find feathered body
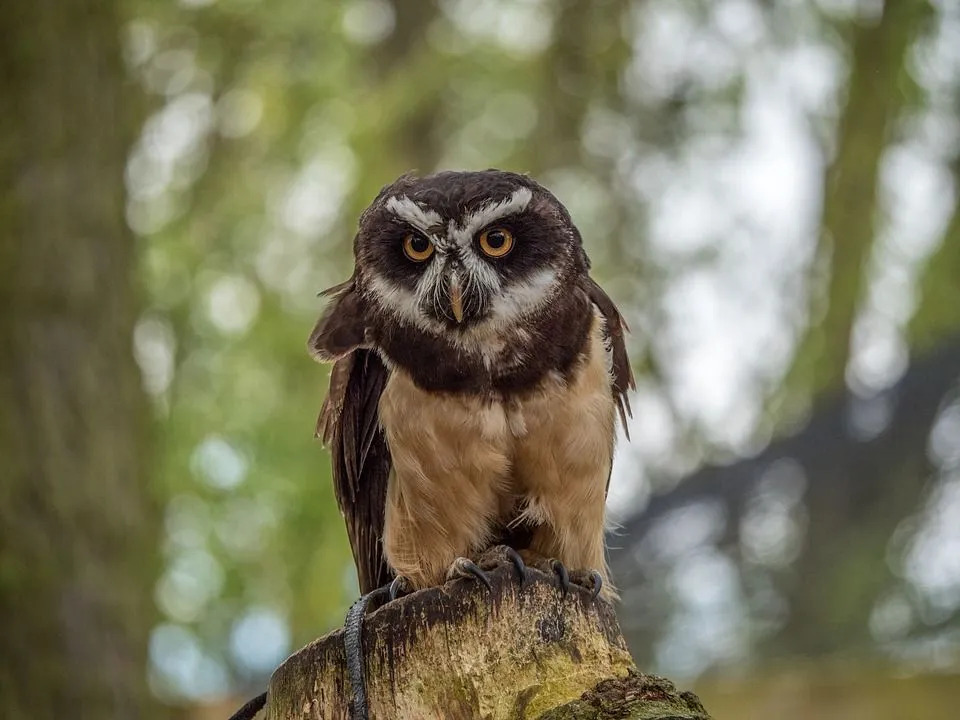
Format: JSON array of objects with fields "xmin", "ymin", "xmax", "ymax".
[{"xmin": 310, "ymin": 170, "xmax": 633, "ymax": 598}]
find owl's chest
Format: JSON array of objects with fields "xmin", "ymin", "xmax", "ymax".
[
  {"xmin": 374, "ymin": 291, "xmax": 595, "ymax": 396},
  {"xmin": 376, "ymin": 310, "xmax": 616, "ymax": 485}
]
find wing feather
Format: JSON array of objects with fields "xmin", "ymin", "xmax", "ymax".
[
  {"xmin": 319, "ymin": 350, "xmax": 393, "ymax": 594},
  {"xmin": 581, "ymin": 276, "xmax": 636, "ymax": 436}
]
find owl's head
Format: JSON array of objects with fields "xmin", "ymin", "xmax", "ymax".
[
  {"xmin": 310, "ymin": 170, "xmax": 592, "ymax": 367},
  {"xmin": 354, "ymin": 170, "xmax": 587, "ymax": 335}
]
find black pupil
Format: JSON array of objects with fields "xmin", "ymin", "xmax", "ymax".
[
  {"xmin": 486, "ymin": 231, "xmax": 506, "ymax": 248},
  {"xmin": 410, "ymin": 235, "xmax": 429, "ymax": 253}
]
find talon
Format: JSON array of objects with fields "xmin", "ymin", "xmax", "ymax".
[
  {"xmin": 448, "ymin": 557, "xmax": 492, "ymax": 592},
  {"xmin": 587, "ymin": 570, "xmax": 603, "ymax": 600},
  {"xmin": 549, "ymin": 559, "xmax": 571, "ymax": 596},
  {"xmin": 389, "ymin": 576, "xmax": 411, "ymax": 602},
  {"xmin": 503, "ymin": 546, "xmax": 529, "ymax": 588}
]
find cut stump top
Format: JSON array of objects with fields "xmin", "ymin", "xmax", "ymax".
[{"xmin": 266, "ymin": 549, "xmax": 710, "ymax": 720}]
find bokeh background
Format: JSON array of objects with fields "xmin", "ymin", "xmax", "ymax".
[{"xmin": 3, "ymin": 0, "xmax": 960, "ymax": 718}]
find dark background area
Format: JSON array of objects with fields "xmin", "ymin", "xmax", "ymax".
[{"xmin": 2, "ymin": 1, "xmax": 959, "ymax": 718}]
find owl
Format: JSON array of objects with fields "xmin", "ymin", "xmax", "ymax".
[{"xmin": 309, "ymin": 169, "xmax": 633, "ymax": 601}]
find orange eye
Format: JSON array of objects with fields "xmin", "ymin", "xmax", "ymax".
[
  {"xmin": 478, "ymin": 227, "xmax": 514, "ymax": 258},
  {"xmin": 402, "ymin": 233, "xmax": 434, "ymax": 262}
]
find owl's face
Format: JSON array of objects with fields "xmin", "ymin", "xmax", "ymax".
[{"xmin": 354, "ymin": 170, "xmax": 587, "ymax": 339}]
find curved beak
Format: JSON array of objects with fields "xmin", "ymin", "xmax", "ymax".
[{"xmin": 448, "ymin": 278, "xmax": 464, "ymax": 324}]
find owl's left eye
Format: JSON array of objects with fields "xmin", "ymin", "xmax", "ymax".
[
  {"xmin": 403, "ymin": 233, "xmax": 434, "ymax": 262},
  {"xmin": 478, "ymin": 227, "xmax": 514, "ymax": 258}
]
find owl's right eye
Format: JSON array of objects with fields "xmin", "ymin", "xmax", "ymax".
[{"xmin": 402, "ymin": 233, "xmax": 434, "ymax": 262}]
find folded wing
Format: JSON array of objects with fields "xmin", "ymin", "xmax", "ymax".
[{"xmin": 318, "ymin": 349, "xmax": 393, "ymax": 594}]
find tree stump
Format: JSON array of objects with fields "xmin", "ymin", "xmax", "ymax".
[{"xmin": 265, "ymin": 549, "xmax": 710, "ymax": 719}]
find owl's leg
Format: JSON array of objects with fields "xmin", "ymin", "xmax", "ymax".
[
  {"xmin": 383, "ymin": 469, "xmax": 505, "ymax": 591},
  {"xmin": 379, "ymin": 369, "xmax": 512, "ymax": 592},
  {"xmin": 519, "ymin": 500, "xmax": 613, "ymax": 600},
  {"xmin": 512, "ymin": 440, "xmax": 614, "ymax": 600},
  {"xmin": 383, "ymin": 495, "xmax": 501, "ymax": 590},
  {"xmin": 510, "ymin": 312, "xmax": 619, "ymax": 601}
]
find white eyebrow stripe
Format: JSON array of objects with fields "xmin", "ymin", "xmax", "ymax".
[
  {"xmin": 450, "ymin": 186, "xmax": 533, "ymax": 248},
  {"xmin": 385, "ymin": 195, "xmax": 442, "ymax": 233}
]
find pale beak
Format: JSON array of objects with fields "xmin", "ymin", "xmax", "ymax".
[{"xmin": 448, "ymin": 279, "xmax": 464, "ymax": 324}]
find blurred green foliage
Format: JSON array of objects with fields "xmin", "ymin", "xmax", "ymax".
[
  {"xmin": 125, "ymin": 0, "xmax": 660, "ymax": 700},
  {"xmin": 81, "ymin": 0, "xmax": 960, "ymax": 709},
  {"xmin": 9, "ymin": 0, "xmax": 960, "ymax": 716}
]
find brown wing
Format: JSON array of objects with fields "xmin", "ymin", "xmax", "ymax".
[
  {"xmin": 318, "ymin": 349, "xmax": 393, "ymax": 594},
  {"xmin": 580, "ymin": 276, "xmax": 636, "ymax": 435}
]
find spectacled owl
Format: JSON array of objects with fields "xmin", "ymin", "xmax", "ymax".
[{"xmin": 309, "ymin": 169, "xmax": 633, "ymax": 601}]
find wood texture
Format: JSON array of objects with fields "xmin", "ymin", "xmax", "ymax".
[{"xmin": 264, "ymin": 548, "xmax": 709, "ymax": 720}]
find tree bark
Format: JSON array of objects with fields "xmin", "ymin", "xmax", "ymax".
[
  {"xmin": 0, "ymin": 1, "xmax": 160, "ymax": 718},
  {"xmin": 264, "ymin": 551, "xmax": 710, "ymax": 720}
]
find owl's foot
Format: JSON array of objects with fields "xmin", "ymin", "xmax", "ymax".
[
  {"xmin": 549, "ymin": 558, "xmax": 571, "ymax": 595},
  {"xmin": 549, "ymin": 560, "xmax": 604, "ymax": 600},
  {"xmin": 476, "ymin": 544, "xmax": 532, "ymax": 588},
  {"xmin": 573, "ymin": 569, "xmax": 604, "ymax": 600},
  {"xmin": 446, "ymin": 556, "xmax": 492, "ymax": 592},
  {"xmin": 501, "ymin": 545, "xmax": 531, "ymax": 587}
]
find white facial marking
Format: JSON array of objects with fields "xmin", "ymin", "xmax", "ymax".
[
  {"xmin": 370, "ymin": 185, "xmax": 555, "ymax": 366},
  {"xmin": 415, "ymin": 252, "xmax": 445, "ymax": 320},
  {"xmin": 489, "ymin": 267, "xmax": 559, "ymax": 323},
  {"xmin": 441, "ymin": 186, "xmax": 534, "ymax": 302},
  {"xmin": 385, "ymin": 195, "xmax": 442, "ymax": 233},
  {"xmin": 449, "ymin": 186, "xmax": 533, "ymax": 248},
  {"xmin": 456, "ymin": 239, "xmax": 502, "ymax": 295},
  {"xmin": 368, "ymin": 274, "xmax": 427, "ymax": 331}
]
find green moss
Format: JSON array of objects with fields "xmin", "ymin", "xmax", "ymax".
[{"xmin": 536, "ymin": 671, "xmax": 711, "ymax": 720}]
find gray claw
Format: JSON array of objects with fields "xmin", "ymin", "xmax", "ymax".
[
  {"xmin": 502, "ymin": 546, "xmax": 530, "ymax": 588},
  {"xmin": 587, "ymin": 570, "xmax": 603, "ymax": 600},
  {"xmin": 549, "ymin": 559, "xmax": 571, "ymax": 596},
  {"xmin": 448, "ymin": 557, "xmax": 492, "ymax": 591},
  {"xmin": 389, "ymin": 576, "xmax": 411, "ymax": 602}
]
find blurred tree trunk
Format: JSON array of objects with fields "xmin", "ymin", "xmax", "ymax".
[
  {"xmin": 0, "ymin": 1, "xmax": 160, "ymax": 719},
  {"xmin": 910, "ymin": 160, "xmax": 960, "ymax": 351},
  {"xmin": 770, "ymin": 0, "xmax": 934, "ymax": 656},
  {"xmin": 786, "ymin": 0, "xmax": 932, "ymax": 399},
  {"xmin": 370, "ymin": 0, "xmax": 441, "ymax": 170}
]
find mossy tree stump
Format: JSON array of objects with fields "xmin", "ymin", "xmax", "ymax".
[{"xmin": 266, "ymin": 549, "xmax": 710, "ymax": 719}]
